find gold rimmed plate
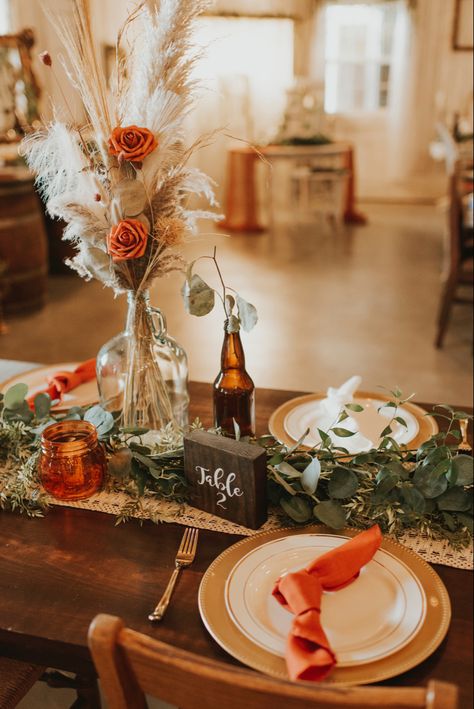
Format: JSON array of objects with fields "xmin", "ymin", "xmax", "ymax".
[
  {"xmin": 0, "ymin": 362, "xmax": 99, "ymax": 412},
  {"xmin": 268, "ymin": 391, "xmax": 438, "ymax": 453},
  {"xmin": 198, "ymin": 525, "xmax": 451, "ymax": 685}
]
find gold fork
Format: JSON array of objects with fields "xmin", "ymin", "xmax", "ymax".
[
  {"xmin": 458, "ymin": 419, "xmax": 472, "ymax": 452},
  {"xmin": 148, "ymin": 527, "xmax": 199, "ymax": 622}
]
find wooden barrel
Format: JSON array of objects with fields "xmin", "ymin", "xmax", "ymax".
[{"xmin": 0, "ymin": 168, "xmax": 48, "ymax": 313}]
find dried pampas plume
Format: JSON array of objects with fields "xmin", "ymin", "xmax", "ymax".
[{"xmin": 21, "ymin": 0, "xmax": 220, "ymax": 296}]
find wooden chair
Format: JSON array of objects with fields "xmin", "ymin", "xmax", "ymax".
[
  {"xmin": 435, "ymin": 164, "xmax": 474, "ymax": 348},
  {"xmin": 88, "ymin": 614, "xmax": 459, "ymax": 709},
  {"xmin": 0, "ymin": 657, "xmax": 45, "ymax": 709}
]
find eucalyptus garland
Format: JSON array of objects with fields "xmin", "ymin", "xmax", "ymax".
[{"xmin": 0, "ymin": 383, "xmax": 472, "ymax": 548}]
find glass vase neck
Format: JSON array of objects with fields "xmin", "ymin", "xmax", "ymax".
[{"xmin": 125, "ymin": 290, "xmax": 167, "ymax": 337}]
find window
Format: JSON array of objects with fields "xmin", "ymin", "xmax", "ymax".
[
  {"xmin": 324, "ymin": 2, "xmax": 398, "ymax": 113},
  {"xmin": 0, "ymin": 0, "xmax": 10, "ymax": 34}
]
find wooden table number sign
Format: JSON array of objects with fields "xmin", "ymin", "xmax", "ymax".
[{"xmin": 184, "ymin": 430, "xmax": 267, "ymax": 529}]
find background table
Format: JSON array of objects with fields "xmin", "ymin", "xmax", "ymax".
[
  {"xmin": 219, "ymin": 143, "xmax": 367, "ymax": 232},
  {"xmin": 0, "ymin": 381, "xmax": 472, "ymax": 706}
]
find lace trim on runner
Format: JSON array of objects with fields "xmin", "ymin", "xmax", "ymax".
[{"xmin": 47, "ymin": 489, "xmax": 473, "ymax": 571}]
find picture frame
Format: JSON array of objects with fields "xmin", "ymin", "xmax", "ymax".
[{"xmin": 452, "ymin": 0, "xmax": 474, "ymax": 51}]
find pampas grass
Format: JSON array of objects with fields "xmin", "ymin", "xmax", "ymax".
[{"xmin": 21, "ymin": 0, "xmax": 219, "ymax": 430}]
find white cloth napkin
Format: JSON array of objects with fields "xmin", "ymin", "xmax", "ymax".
[{"xmin": 316, "ymin": 376, "xmax": 373, "ymax": 453}]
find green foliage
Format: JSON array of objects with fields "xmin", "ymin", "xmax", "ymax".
[
  {"xmin": 181, "ymin": 249, "xmax": 258, "ymax": 333},
  {"xmin": 0, "ymin": 384, "xmax": 472, "ymax": 548}
]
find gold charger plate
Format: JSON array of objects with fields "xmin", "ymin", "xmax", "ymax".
[
  {"xmin": 0, "ymin": 362, "xmax": 99, "ymax": 412},
  {"xmin": 268, "ymin": 390, "xmax": 438, "ymax": 451},
  {"xmin": 198, "ymin": 525, "xmax": 451, "ymax": 685}
]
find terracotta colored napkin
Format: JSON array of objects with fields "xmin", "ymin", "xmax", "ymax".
[
  {"xmin": 272, "ymin": 525, "xmax": 382, "ymax": 682},
  {"xmin": 27, "ymin": 358, "xmax": 96, "ymax": 408}
]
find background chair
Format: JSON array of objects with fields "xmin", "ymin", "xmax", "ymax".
[
  {"xmin": 88, "ymin": 614, "xmax": 459, "ymax": 709},
  {"xmin": 435, "ymin": 162, "xmax": 474, "ymax": 348}
]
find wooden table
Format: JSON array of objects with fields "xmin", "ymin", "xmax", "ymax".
[
  {"xmin": 0, "ymin": 382, "xmax": 472, "ymax": 705},
  {"xmin": 219, "ymin": 143, "xmax": 367, "ymax": 232}
]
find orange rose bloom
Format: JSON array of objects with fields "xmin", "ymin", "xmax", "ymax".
[
  {"xmin": 108, "ymin": 125, "xmax": 157, "ymax": 162},
  {"xmin": 107, "ymin": 219, "xmax": 148, "ymax": 261}
]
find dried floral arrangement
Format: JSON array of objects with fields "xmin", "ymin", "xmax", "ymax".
[
  {"xmin": 20, "ymin": 0, "xmax": 218, "ymax": 429},
  {"xmin": 1, "ymin": 383, "xmax": 472, "ymax": 549}
]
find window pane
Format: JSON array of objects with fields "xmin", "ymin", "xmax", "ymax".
[{"xmin": 324, "ymin": 2, "xmax": 398, "ymax": 113}]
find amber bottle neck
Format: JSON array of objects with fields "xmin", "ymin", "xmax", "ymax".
[{"xmin": 220, "ymin": 327, "xmax": 246, "ymax": 371}]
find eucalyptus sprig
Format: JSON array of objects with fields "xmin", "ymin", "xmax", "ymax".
[
  {"xmin": 181, "ymin": 247, "xmax": 258, "ymax": 333},
  {"xmin": 0, "ymin": 382, "xmax": 472, "ymax": 548}
]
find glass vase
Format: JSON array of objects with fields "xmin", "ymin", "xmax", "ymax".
[{"xmin": 96, "ymin": 291, "xmax": 189, "ymax": 430}]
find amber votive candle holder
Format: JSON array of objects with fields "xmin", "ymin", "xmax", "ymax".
[{"xmin": 39, "ymin": 421, "xmax": 106, "ymax": 501}]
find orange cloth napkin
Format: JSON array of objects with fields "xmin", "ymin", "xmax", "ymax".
[
  {"xmin": 27, "ymin": 358, "xmax": 96, "ymax": 408},
  {"xmin": 272, "ymin": 525, "xmax": 382, "ymax": 682}
]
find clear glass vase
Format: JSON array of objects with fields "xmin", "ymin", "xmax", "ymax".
[{"xmin": 96, "ymin": 291, "xmax": 189, "ymax": 430}]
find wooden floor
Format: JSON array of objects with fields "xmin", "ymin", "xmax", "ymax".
[{"xmin": 1, "ymin": 203, "xmax": 473, "ymax": 406}]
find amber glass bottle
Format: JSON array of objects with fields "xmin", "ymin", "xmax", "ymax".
[{"xmin": 213, "ymin": 321, "xmax": 255, "ymax": 436}]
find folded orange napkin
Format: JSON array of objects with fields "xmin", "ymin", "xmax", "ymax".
[
  {"xmin": 272, "ymin": 525, "xmax": 382, "ymax": 682},
  {"xmin": 27, "ymin": 358, "xmax": 96, "ymax": 408}
]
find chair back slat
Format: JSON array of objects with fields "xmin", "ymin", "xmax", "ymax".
[{"xmin": 88, "ymin": 614, "xmax": 458, "ymax": 709}]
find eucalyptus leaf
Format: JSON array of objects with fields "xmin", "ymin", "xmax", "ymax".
[
  {"xmin": 331, "ymin": 427, "xmax": 356, "ymax": 438},
  {"xmin": 385, "ymin": 460, "xmax": 410, "ymax": 480},
  {"xmin": 30, "ymin": 419, "xmax": 56, "ymax": 436},
  {"xmin": 236, "ymin": 294, "xmax": 258, "ymax": 332},
  {"xmin": 268, "ymin": 453, "xmax": 284, "ymax": 466},
  {"xmin": 132, "ymin": 452, "xmax": 159, "ymax": 470},
  {"xmin": 337, "ymin": 411, "xmax": 349, "ymax": 423},
  {"xmin": 401, "ymin": 486, "xmax": 425, "ymax": 514},
  {"xmin": 287, "ymin": 427, "xmax": 310, "ymax": 455},
  {"xmin": 108, "ymin": 448, "xmax": 133, "ymax": 480},
  {"xmin": 128, "ymin": 442, "xmax": 152, "ymax": 455},
  {"xmin": 225, "ymin": 294, "xmax": 235, "ymax": 316},
  {"xmin": 34, "ymin": 393, "xmax": 51, "ymax": 420},
  {"xmin": 344, "ymin": 403, "xmax": 364, "ymax": 412},
  {"xmin": 328, "ymin": 467, "xmax": 358, "ymax": 499},
  {"xmin": 317, "ymin": 428, "xmax": 332, "ymax": 448},
  {"xmin": 4, "ymin": 383, "xmax": 28, "ymax": 410},
  {"xmin": 313, "ymin": 500, "xmax": 346, "ymax": 529},
  {"xmin": 181, "ymin": 274, "xmax": 215, "ymax": 316},
  {"xmin": 115, "ymin": 179, "xmax": 147, "ymax": 216},
  {"xmin": 280, "ymin": 496, "xmax": 312, "ymax": 523},
  {"xmin": 451, "ymin": 455, "xmax": 474, "ymax": 486},
  {"xmin": 435, "ymin": 487, "xmax": 472, "ymax": 512},
  {"xmin": 301, "ymin": 457, "xmax": 321, "ymax": 494},
  {"xmin": 276, "ymin": 461, "xmax": 302, "ymax": 478},
  {"xmin": 84, "ymin": 405, "xmax": 115, "ymax": 437},
  {"xmin": 413, "ymin": 464, "xmax": 448, "ymax": 498},
  {"xmin": 375, "ymin": 468, "xmax": 399, "ymax": 496},
  {"xmin": 3, "ymin": 400, "xmax": 33, "ymax": 424}
]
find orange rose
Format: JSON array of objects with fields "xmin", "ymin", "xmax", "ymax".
[
  {"xmin": 108, "ymin": 125, "xmax": 157, "ymax": 163},
  {"xmin": 107, "ymin": 219, "xmax": 148, "ymax": 261}
]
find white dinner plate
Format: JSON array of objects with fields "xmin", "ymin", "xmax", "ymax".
[
  {"xmin": 284, "ymin": 396, "xmax": 419, "ymax": 454},
  {"xmin": 225, "ymin": 534, "xmax": 426, "ymax": 667}
]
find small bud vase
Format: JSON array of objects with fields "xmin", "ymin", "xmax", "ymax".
[{"xmin": 96, "ymin": 291, "xmax": 189, "ymax": 430}]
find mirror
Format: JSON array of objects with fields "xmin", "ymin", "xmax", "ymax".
[{"xmin": 0, "ymin": 29, "xmax": 41, "ymax": 142}]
